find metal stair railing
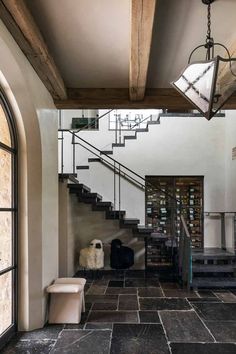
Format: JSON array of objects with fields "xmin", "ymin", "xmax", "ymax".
[{"xmin": 58, "ymin": 126, "xmax": 192, "ymax": 289}]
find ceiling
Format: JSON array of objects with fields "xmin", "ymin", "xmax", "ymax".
[{"xmin": 1, "ymin": 0, "xmax": 236, "ymax": 108}]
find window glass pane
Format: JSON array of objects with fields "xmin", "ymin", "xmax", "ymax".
[
  {"xmin": 0, "ymin": 149, "xmax": 12, "ymax": 208},
  {"xmin": 0, "ymin": 105, "xmax": 11, "ymax": 147},
  {"xmin": 0, "ymin": 271, "xmax": 12, "ymax": 335},
  {"xmin": 0, "ymin": 212, "xmax": 12, "ymax": 271}
]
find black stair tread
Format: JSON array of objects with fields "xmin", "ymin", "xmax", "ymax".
[
  {"xmin": 100, "ymin": 151, "xmax": 113, "ymax": 155},
  {"xmin": 147, "ymin": 120, "xmax": 160, "ymax": 125},
  {"xmin": 76, "ymin": 165, "xmax": 89, "ymax": 170},
  {"xmin": 96, "ymin": 201, "xmax": 113, "ymax": 206},
  {"xmin": 124, "ymin": 135, "xmax": 136, "ymax": 140},
  {"xmin": 59, "ymin": 173, "xmax": 77, "ymax": 179},
  {"xmin": 68, "ymin": 183, "xmax": 91, "ymax": 193},
  {"xmin": 192, "ymin": 264, "xmax": 236, "ymax": 272},
  {"xmin": 88, "ymin": 158, "xmax": 101, "ymax": 162},
  {"xmin": 192, "ymin": 277, "xmax": 236, "ymax": 288},
  {"xmin": 136, "ymin": 128, "xmax": 148, "ymax": 132},
  {"xmin": 85, "ymin": 192, "xmax": 102, "ymax": 199},
  {"xmin": 122, "ymin": 218, "xmax": 140, "ymax": 224},
  {"xmin": 106, "ymin": 210, "xmax": 126, "ymax": 215},
  {"xmin": 112, "ymin": 143, "xmax": 125, "ymax": 147}
]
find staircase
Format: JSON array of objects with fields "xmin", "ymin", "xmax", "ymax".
[
  {"xmin": 65, "ymin": 175, "xmax": 154, "ymax": 239},
  {"xmin": 191, "ymin": 248, "xmax": 236, "ymax": 289}
]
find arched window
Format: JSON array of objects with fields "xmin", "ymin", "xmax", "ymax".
[{"xmin": 0, "ymin": 90, "xmax": 17, "ymax": 347}]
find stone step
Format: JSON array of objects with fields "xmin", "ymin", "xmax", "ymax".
[
  {"xmin": 192, "ymin": 264, "xmax": 236, "ymax": 273},
  {"xmin": 136, "ymin": 128, "xmax": 148, "ymax": 133},
  {"xmin": 192, "ymin": 277, "xmax": 236, "ymax": 289},
  {"xmin": 192, "ymin": 249, "xmax": 235, "ymax": 261}
]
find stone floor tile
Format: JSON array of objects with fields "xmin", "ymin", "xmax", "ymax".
[
  {"xmin": 86, "ymin": 285, "xmax": 107, "ymax": 295},
  {"xmin": 187, "ymin": 297, "xmax": 222, "ymax": 303},
  {"xmin": 138, "ymin": 287, "xmax": 163, "ymax": 297},
  {"xmin": 204, "ymin": 321, "xmax": 236, "ymax": 342},
  {"xmin": 92, "ymin": 302, "xmax": 117, "ymax": 310},
  {"xmin": 125, "ymin": 278, "xmax": 160, "ymax": 288},
  {"xmin": 110, "ymin": 324, "xmax": 169, "ymax": 354},
  {"xmin": 85, "ymin": 295, "xmax": 118, "ymax": 304},
  {"xmin": 192, "ymin": 303, "xmax": 236, "ymax": 321},
  {"xmin": 197, "ymin": 290, "xmax": 218, "ymax": 298},
  {"xmin": 50, "ymin": 329, "xmax": 111, "ymax": 354},
  {"xmin": 163, "ymin": 289, "xmax": 198, "ymax": 298},
  {"xmin": 160, "ymin": 310, "xmax": 214, "ymax": 342},
  {"xmin": 14, "ymin": 325, "xmax": 64, "ymax": 340},
  {"xmin": 2, "ymin": 339, "xmax": 55, "ymax": 354},
  {"xmin": 108, "ymin": 280, "xmax": 124, "ymax": 287},
  {"xmin": 85, "ymin": 323, "xmax": 113, "ymax": 330},
  {"xmin": 170, "ymin": 342, "xmax": 236, "ymax": 354},
  {"xmin": 87, "ymin": 311, "xmax": 138, "ymax": 323},
  {"xmin": 139, "ymin": 297, "xmax": 191, "ymax": 310},
  {"xmin": 106, "ymin": 287, "xmax": 137, "ymax": 295},
  {"xmin": 139, "ymin": 311, "xmax": 160, "ymax": 323},
  {"xmin": 160, "ymin": 282, "xmax": 180, "ymax": 289},
  {"xmin": 214, "ymin": 292, "xmax": 236, "ymax": 303},
  {"xmin": 118, "ymin": 294, "xmax": 139, "ymax": 310}
]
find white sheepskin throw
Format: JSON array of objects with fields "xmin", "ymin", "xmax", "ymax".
[{"xmin": 79, "ymin": 239, "xmax": 104, "ymax": 269}]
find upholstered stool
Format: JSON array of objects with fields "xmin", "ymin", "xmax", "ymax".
[
  {"xmin": 54, "ymin": 277, "xmax": 86, "ymax": 312},
  {"xmin": 47, "ymin": 278, "xmax": 86, "ymax": 324}
]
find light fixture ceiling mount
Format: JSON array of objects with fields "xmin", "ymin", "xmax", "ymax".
[{"xmin": 172, "ymin": 0, "xmax": 236, "ymax": 120}]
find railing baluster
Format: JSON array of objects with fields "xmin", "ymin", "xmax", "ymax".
[
  {"xmin": 114, "ymin": 161, "xmax": 116, "ymax": 209},
  {"xmin": 119, "ymin": 164, "xmax": 121, "ymax": 212},
  {"xmin": 72, "ymin": 133, "xmax": 76, "ymax": 174},
  {"xmin": 61, "ymin": 130, "xmax": 64, "ymax": 175}
]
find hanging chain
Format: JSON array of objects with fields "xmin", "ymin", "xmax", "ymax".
[{"xmin": 206, "ymin": 3, "xmax": 211, "ymax": 41}]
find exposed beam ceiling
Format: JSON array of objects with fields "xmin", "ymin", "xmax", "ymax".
[
  {"xmin": 0, "ymin": 0, "xmax": 67, "ymax": 100},
  {"xmin": 55, "ymin": 88, "xmax": 236, "ymax": 109},
  {"xmin": 129, "ymin": 0, "xmax": 156, "ymax": 101}
]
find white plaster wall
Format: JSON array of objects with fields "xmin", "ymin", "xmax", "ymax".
[
  {"xmin": 225, "ymin": 110, "xmax": 236, "ymax": 251},
  {"xmin": 0, "ymin": 20, "xmax": 58, "ymax": 330},
  {"xmin": 65, "ymin": 112, "xmax": 227, "ymax": 248}
]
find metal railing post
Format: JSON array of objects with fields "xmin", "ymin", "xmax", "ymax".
[
  {"xmin": 118, "ymin": 164, "xmax": 121, "ymax": 211},
  {"xmin": 113, "ymin": 161, "xmax": 116, "ymax": 209},
  {"xmin": 72, "ymin": 133, "xmax": 76, "ymax": 174},
  {"xmin": 61, "ymin": 131, "xmax": 64, "ymax": 175}
]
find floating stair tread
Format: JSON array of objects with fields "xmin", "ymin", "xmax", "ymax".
[
  {"xmin": 192, "ymin": 264, "xmax": 236, "ymax": 273},
  {"xmin": 88, "ymin": 158, "xmax": 102, "ymax": 162},
  {"xmin": 96, "ymin": 201, "xmax": 113, "ymax": 207},
  {"xmin": 100, "ymin": 151, "xmax": 113, "ymax": 155},
  {"xmin": 122, "ymin": 218, "xmax": 140, "ymax": 224},
  {"xmin": 68, "ymin": 183, "xmax": 91, "ymax": 193},
  {"xmin": 76, "ymin": 165, "xmax": 89, "ymax": 170},
  {"xmin": 59, "ymin": 173, "xmax": 77, "ymax": 179},
  {"xmin": 124, "ymin": 135, "xmax": 136, "ymax": 140},
  {"xmin": 147, "ymin": 120, "xmax": 160, "ymax": 125},
  {"xmin": 112, "ymin": 143, "xmax": 125, "ymax": 147},
  {"xmin": 86, "ymin": 192, "xmax": 102, "ymax": 200},
  {"xmin": 136, "ymin": 128, "xmax": 148, "ymax": 132},
  {"xmin": 106, "ymin": 210, "xmax": 126, "ymax": 217}
]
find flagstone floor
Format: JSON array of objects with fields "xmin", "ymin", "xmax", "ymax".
[{"xmin": 2, "ymin": 270, "xmax": 236, "ymax": 353}]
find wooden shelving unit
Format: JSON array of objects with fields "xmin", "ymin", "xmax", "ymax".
[{"xmin": 145, "ymin": 176, "xmax": 204, "ymax": 269}]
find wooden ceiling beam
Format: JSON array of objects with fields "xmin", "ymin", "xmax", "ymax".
[
  {"xmin": 54, "ymin": 88, "xmax": 236, "ymax": 109},
  {"xmin": 129, "ymin": 0, "xmax": 156, "ymax": 101},
  {"xmin": 0, "ymin": 0, "xmax": 67, "ymax": 100}
]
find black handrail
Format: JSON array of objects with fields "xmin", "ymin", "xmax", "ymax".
[
  {"xmin": 74, "ymin": 109, "xmax": 114, "ymax": 133},
  {"xmin": 70, "ymin": 131, "xmax": 180, "ymax": 205}
]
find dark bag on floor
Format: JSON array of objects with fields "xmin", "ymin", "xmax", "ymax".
[{"xmin": 110, "ymin": 239, "xmax": 134, "ymax": 269}]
